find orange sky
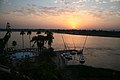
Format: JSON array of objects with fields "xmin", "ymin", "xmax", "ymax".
[{"xmin": 0, "ymin": 0, "xmax": 120, "ymax": 30}]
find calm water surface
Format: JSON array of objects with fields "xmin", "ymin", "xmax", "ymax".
[{"xmin": 0, "ymin": 32, "xmax": 120, "ymax": 71}]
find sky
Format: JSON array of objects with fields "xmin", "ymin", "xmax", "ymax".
[{"xmin": 0, "ymin": 0, "xmax": 120, "ymax": 30}]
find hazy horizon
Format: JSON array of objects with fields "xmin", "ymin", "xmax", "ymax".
[{"xmin": 0, "ymin": 0, "xmax": 120, "ymax": 30}]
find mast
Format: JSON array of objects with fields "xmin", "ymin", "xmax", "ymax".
[
  {"xmin": 82, "ymin": 36, "xmax": 88, "ymax": 51},
  {"xmin": 61, "ymin": 35, "xmax": 67, "ymax": 50},
  {"xmin": 72, "ymin": 37, "xmax": 76, "ymax": 50},
  {"xmin": 79, "ymin": 35, "xmax": 88, "ymax": 64}
]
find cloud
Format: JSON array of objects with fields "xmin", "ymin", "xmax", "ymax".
[
  {"xmin": 2, "ymin": 0, "xmax": 120, "ymax": 19},
  {"xmin": 110, "ymin": 0, "xmax": 120, "ymax": 2},
  {"xmin": 0, "ymin": 0, "xmax": 11, "ymax": 5},
  {"xmin": 3, "ymin": 3, "xmax": 75, "ymax": 16},
  {"xmin": 54, "ymin": 0, "xmax": 120, "ymax": 4},
  {"xmin": 86, "ymin": 5, "xmax": 120, "ymax": 19}
]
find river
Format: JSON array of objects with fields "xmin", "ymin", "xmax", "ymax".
[{"xmin": 0, "ymin": 32, "xmax": 120, "ymax": 71}]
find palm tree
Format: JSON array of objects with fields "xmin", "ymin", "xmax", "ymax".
[
  {"xmin": 46, "ymin": 31, "xmax": 54, "ymax": 48},
  {"xmin": 27, "ymin": 31, "xmax": 32, "ymax": 49},
  {"xmin": 20, "ymin": 31, "xmax": 25, "ymax": 49},
  {"xmin": 31, "ymin": 35, "xmax": 45, "ymax": 53},
  {"xmin": 36, "ymin": 30, "xmax": 41, "ymax": 35}
]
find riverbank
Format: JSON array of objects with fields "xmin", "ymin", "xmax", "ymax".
[
  {"xmin": 1, "ymin": 64, "xmax": 120, "ymax": 80},
  {"xmin": 61, "ymin": 65, "xmax": 120, "ymax": 80},
  {"xmin": 0, "ymin": 29, "xmax": 120, "ymax": 38},
  {"xmin": 53, "ymin": 29, "xmax": 120, "ymax": 38},
  {"xmin": 0, "ymin": 49, "xmax": 120, "ymax": 80}
]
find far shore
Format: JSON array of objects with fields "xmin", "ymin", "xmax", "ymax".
[{"xmin": 0, "ymin": 28, "xmax": 120, "ymax": 38}]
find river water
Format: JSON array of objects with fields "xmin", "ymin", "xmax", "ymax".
[{"xmin": 0, "ymin": 32, "xmax": 120, "ymax": 71}]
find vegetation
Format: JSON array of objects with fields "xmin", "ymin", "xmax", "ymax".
[
  {"xmin": 1, "ymin": 63, "xmax": 120, "ymax": 80},
  {"xmin": 0, "ymin": 28, "xmax": 120, "ymax": 80},
  {"xmin": 27, "ymin": 31, "xmax": 32, "ymax": 48},
  {"xmin": 53, "ymin": 29, "xmax": 120, "ymax": 38},
  {"xmin": 56, "ymin": 65, "xmax": 120, "ymax": 80},
  {"xmin": 31, "ymin": 31, "xmax": 54, "ymax": 53},
  {"xmin": 16, "ymin": 48, "xmax": 60, "ymax": 80},
  {"xmin": 20, "ymin": 31, "xmax": 25, "ymax": 49},
  {"xmin": 0, "ymin": 28, "xmax": 120, "ymax": 38}
]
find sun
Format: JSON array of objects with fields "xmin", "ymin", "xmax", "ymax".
[
  {"xmin": 72, "ymin": 26, "xmax": 75, "ymax": 29},
  {"xmin": 67, "ymin": 17, "xmax": 78, "ymax": 29}
]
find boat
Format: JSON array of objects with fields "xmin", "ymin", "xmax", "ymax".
[
  {"xmin": 77, "ymin": 49, "xmax": 83, "ymax": 55},
  {"xmin": 64, "ymin": 49, "xmax": 78, "ymax": 55},
  {"xmin": 61, "ymin": 51, "xmax": 72, "ymax": 61},
  {"xmin": 79, "ymin": 54, "xmax": 85, "ymax": 64},
  {"xmin": 61, "ymin": 34, "xmax": 87, "ymax": 64}
]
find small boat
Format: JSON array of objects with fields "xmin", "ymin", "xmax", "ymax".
[
  {"xmin": 61, "ymin": 54, "xmax": 72, "ymax": 61},
  {"xmin": 63, "ymin": 50, "xmax": 78, "ymax": 55},
  {"xmin": 61, "ymin": 51, "xmax": 73, "ymax": 61},
  {"xmin": 80, "ymin": 58, "xmax": 85, "ymax": 64},
  {"xmin": 70, "ymin": 50, "xmax": 78, "ymax": 55},
  {"xmin": 61, "ymin": 34, "xmax": 87, "ymax": 64},
  {"xmin": 64, "ymin": 56, "xmax": 72, "ymax": 61},
  {"xmin": 61, "ymin": 35, "xmax": 78, "ymax": 56},
  {"xmin": 77, "ymin": 49, "xmax": 83, "ymax": 55},
  {"xmin": 79, "ymin": 54, "xmax": 85, "ymax": 64}
]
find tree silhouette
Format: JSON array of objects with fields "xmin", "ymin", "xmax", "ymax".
[
  {"xmin": 0, "ymin": 22, "xmax": 11, "ymax": 64},
  {"xmin": 46, "ymin": 31, "xmax": 54, "ymax": 48},
  {"xmin": 36, "ymin": 31, "xmax": 41, "ymax": 35},
  {"xmin": 27, "ymin": 31, "xmax": 32, "ymax": 49},
  {"xmin": 0, "ymin": 30, "xmax": 11, "ymax": 64},
  {"xmin": 20, "ymin": 31, "xmax": 25, "ymax": 49},
  {"xmin": 31, "ymin": 35, "xmax": 45, "ymax": 53}
]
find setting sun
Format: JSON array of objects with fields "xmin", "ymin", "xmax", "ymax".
[
  {"xmin": 72, "ymin": 26, "xmax": 75, "ymax": 29},
  {"xmin": 66, "ymin": 16, "xmax": 80, "ymax": 29},
  {"xmin": 0, "ymin": 0, "xmax": 119, "ymax": 30}
]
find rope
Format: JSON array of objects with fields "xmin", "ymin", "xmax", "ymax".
[
  {"xmin": 82, "ymin": 35, "xmax": 88, "ymax": 50},
  {"xmin": 61, "ymin": 34, "xmax": 67, "ymax": 50},
  {"xmin": 72, "ymin": 37, "xmax": 76, "ymax": 50}
]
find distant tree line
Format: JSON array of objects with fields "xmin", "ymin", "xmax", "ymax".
[
  {"xmin": 53, "ymin": 29, "xmax": 120, "ymax": 38},
  {"xmin": 0, "ymin": 28, "xmax": 120, "ymax": 38}
]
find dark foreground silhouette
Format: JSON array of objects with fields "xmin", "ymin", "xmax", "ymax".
[{"xmin": 0, "ymin": 27, "xmax": 120, "ymax": 80}]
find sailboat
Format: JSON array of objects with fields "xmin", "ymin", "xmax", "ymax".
[
  {"xmin": 79, "ymin": 54, "xmax": 85, "ymax": 64},
  {"xmin": 60, "ymin": 35, "xmax": 75, "ymax": 61},
  {"xmin": 78, "ymin": 36, "xmax": 88, "ymax": 64},
  {"xmin": 61, "ymin": 34, "xmax": 88, "ymax": 64}
]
